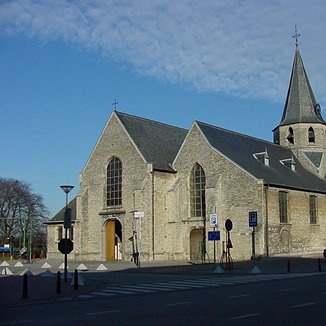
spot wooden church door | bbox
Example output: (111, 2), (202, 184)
(190, 229), (203, 261)
(105, 220), (115, 261)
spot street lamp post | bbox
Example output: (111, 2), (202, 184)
(60, 185), (74, 283)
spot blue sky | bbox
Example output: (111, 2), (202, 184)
(1, 0), (326, 216)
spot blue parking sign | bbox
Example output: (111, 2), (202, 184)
(249, 211), (258, 227)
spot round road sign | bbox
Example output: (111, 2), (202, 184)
(58, 238), (74, 254)
(225, 219), (233, 231)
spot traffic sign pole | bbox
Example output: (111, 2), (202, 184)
(60, 185), (74, 284)
(252, 227), (256, 260)
(249, 212), (258, 260)
(213, 227), (216, 264)
(64, 224), (68, 283)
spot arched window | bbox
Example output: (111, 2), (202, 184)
(308, 127), (315, 143)
(287, 127), (294, 144)
(190, 163), (206, 218)
(107, 157), (122, 206)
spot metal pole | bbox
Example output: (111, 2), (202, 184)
(213, 227), (216, 264)
(64, 192), (68, 283)
(252, 227), (256, 260)
(29, 219), (32, 263)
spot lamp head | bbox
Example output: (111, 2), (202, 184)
(60, 185), (74, 194)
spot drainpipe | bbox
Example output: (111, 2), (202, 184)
(264, 185), (269, 257)
(151, 169), (155, 261)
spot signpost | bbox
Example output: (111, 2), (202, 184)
(249, 211), (258, 259)
(209, 214), (219, 263)
(220, 219), (233, 271)
(60, 185), (74, 283)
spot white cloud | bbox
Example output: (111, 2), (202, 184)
(1, 0), (326, 104)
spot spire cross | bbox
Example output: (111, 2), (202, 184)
(112, 98), (119, 110)
(292, 25), (300, 47)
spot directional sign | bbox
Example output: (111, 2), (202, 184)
(134, 211), (144, 218)
(209, 214), (218, 228)
(58, 239), (74, 254)
(208, 231), (220, 241)
(249, 211), (258, 227)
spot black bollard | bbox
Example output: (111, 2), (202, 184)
(22, 274), (28, 299)
(74, 269), (78, 290)
(56, 271), (61, 294)
(287, 259), (291, 273)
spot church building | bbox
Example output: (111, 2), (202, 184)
(47, 41), (326, 262)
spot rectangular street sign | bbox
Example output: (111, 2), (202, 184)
(208, 231), (220, 241)
(249, 211), (258, 227)
(134, 211), (145, 218)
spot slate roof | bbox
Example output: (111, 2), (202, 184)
(303, 152), (324, 168)
(278, 46), (325, 127)
(46, 197), (76, 224)
(197, 121), (326, 194)
(115, 111), (188, 172)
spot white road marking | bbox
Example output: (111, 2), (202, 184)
(91, 291), (116, 296)
(279, 288), (296, 292)
(137, 284), (173, 291)
(88, 272), (326, 299)
(290, 302), (316, 309)
(229, 313), (260, 320)
(228, 294), (250, 299)
(118, 285), (155, 293)
(169, 281), (205, 288)
(155, 282), (190, 289)
(103, 288), (135, 294)
(164, 301), (193, 307)
(87, 310), (121, 316)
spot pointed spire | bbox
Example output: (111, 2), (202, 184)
(279, 32), (325, 126)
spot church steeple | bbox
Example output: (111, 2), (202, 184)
(278, 45), (325, 126)
(273, 28), (326, 179)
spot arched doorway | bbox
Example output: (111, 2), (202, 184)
(105, 219), (122, 261)
(190, 228), (204, 261)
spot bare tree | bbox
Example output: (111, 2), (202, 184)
(0, 177), (49, 251)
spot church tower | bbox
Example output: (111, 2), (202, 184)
(273, 29), (326, 179)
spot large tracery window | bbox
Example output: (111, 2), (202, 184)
(107, 157), (122, 207)
(190, 163), (206, 218)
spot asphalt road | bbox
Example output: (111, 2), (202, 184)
(2, 273), (326, 325)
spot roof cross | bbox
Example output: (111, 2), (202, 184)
(292, 25), (300, 47)
(112, 98), (119, 110)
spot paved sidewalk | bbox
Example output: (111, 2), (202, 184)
(1, 253), (325, 306)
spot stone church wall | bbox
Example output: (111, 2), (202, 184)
(47, 115), (326, 262)
(173, 124), (265, 261)
(76, 113), (153, 261)
(267, 187), (326, 255)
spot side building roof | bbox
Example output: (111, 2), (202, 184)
(197, 121), (326, 194)
(115, 111), (188, 172)
(46, 197), (76, 224)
